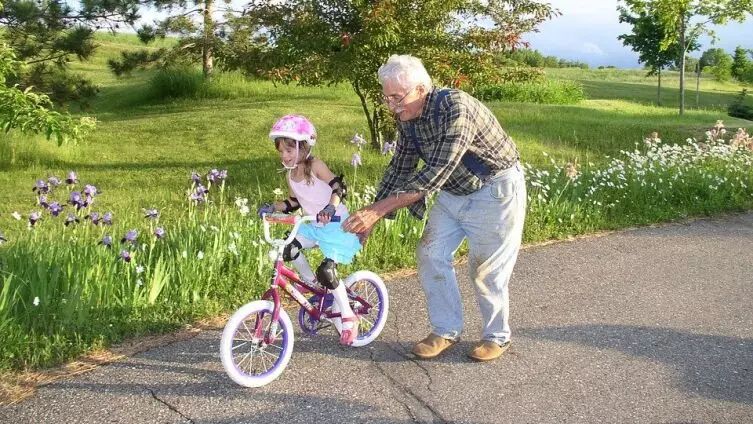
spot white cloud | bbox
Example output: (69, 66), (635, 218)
(581, 42), (605, 56)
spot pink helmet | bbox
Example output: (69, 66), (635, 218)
(268, 114), (317, 146)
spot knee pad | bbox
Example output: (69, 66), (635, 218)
(316, 258), (339, 289)
(282, 237), (303, 261)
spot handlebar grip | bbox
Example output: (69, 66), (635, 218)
(316, 215), (340, 223)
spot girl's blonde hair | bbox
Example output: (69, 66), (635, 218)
(275, 137), (314, 183)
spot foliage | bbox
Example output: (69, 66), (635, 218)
(474, 79), (584, 105)
(618, 2), (694, 77)
(649, 0), (753, 115)
(0, 44), (95, 145)
(707, 53), (733, 82)
(497, 48), (589, 69)
(108, 0), (239, 80)
(731, 46), (751, 81)
(222, 0), (560, 149)
(728, 89), (753, 121)
(699, 47), (730, 69)
(0, 0), (141, 103)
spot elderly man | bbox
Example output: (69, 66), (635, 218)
(342, 54), (527, 362)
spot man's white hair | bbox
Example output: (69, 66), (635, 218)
(377, 54), (433, 90)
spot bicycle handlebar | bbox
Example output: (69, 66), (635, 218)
(261, 213), (340, 247)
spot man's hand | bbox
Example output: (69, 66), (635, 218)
(342, 206), (383, 235)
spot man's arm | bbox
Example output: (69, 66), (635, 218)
(342, 191), (424, 235)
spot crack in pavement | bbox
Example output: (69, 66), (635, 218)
(369, 348), (448, 423)
(147, 388), (194, 423)
(359, 295), (448, 423)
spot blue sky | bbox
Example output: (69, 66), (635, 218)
(526, 0), (753, 68)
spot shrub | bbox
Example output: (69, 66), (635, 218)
(474, 79), (584, 104)
(146, 67), (204, 100)
(728, 89), (753, 121)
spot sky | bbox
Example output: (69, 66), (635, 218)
(525, 0), (753, 68)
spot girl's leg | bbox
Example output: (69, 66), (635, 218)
(316, 257), (358, 345)
(289, 236), (317, 283)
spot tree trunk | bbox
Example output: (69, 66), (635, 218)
(353, 82), (379, 150)
(678, 12), (686, 116)
(695, 61), (700, 108)
(657, 67), (662, 106)
(202, 0), (214, 81)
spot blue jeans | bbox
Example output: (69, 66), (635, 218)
(417, 163), (526, 345)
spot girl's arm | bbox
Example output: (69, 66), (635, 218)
(312, 158), (341, 207)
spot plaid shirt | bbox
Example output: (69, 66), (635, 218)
(375, 86), (519, 219)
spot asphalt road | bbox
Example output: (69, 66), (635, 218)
(2, 212), (752, 423)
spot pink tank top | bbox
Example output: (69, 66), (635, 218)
(288, 173), (348, 217)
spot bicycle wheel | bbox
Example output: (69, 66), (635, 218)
(220, 300), (294, 387)
(344, 271), (389, 347)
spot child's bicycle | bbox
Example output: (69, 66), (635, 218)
(220, 213), (389, 387)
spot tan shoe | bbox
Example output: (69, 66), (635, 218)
(467, 340), (510, 362)
(412, 333), (459, 359)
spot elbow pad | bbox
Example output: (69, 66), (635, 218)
(328, 175), (348, 200)
(281, 197), (300, 213)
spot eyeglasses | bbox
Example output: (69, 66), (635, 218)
(382, 86), (417, 106)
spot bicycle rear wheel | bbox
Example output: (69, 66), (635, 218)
(220, 300), (294, 387)
(345, 271), (389, 347)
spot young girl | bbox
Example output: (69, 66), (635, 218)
(258, 114), (362, 345)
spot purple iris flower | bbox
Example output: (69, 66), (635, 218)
(207, 169), (228, 184)
(189, 185), (209, 202)
(48, 202), (63, 217)
(69, 191), (84, 209)
(29, 211), (41, 227)
(83, 184), (98, 197)
(121, 229), (138, 244)
(102, 212), (113, 225)
(66, 171), (78, 185)
(119, 249), (132, 262)
(85, 211), (100, 225)
(48, 176), (61, 187)
(99, 235), (112, 247)
(143, 209), (159, 219)
(32, 179), (49, 194)
(382, 141), (396, 155)
(38, 195), (49, 208)
(154, 227), (165, 239)
(64, 213), (80, 226)
(191, 171), (201, 185)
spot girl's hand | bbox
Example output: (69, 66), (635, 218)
(318, 204), (336, 224)
(257, 202), (275, 218)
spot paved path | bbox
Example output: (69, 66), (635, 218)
(2, 213), (752, 423)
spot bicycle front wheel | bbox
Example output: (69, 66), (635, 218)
(220, 300), (294, 387)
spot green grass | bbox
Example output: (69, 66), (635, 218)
(1, 33), (752, 372)
(546, 67), (750, 110)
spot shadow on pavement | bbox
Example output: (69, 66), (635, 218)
(520, 324), (753, 404)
